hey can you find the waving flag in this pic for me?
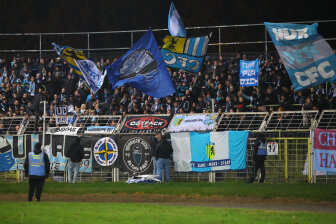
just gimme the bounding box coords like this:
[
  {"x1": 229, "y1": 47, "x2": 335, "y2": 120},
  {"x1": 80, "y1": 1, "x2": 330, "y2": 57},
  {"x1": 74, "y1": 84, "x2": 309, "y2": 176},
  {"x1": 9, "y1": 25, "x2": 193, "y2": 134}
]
[
  {"x1": 52, "y1": 43, "x2": 86, "y2": 76},
  {"x1": 168, "y1": 2, "x2": 187, "y2": 37},
  {"x1": 161, "y1": 34, "x2": 211, "y2": 73},
  {"x1": 75, "y1": 59, "x2": 106, "y2": 94},
  {"x1": 52, "y1": 43, "x2": 105, "y2": 93},
  {"x1": 106, "y1": 30, "x2": 175, "y2": 99},
  {"x1": 171, "y1": 131, "x2": 249, "y2": 172},
  {"x1": 265, "y1": 22, "x2": 336, "y2": 90}
]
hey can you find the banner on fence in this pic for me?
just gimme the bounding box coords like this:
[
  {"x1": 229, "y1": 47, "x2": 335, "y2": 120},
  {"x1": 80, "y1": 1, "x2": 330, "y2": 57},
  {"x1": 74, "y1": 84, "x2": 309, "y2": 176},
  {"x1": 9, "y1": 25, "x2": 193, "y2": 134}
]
[
  {"x1": 0, "y1": 135, "x2": 39, "y2": 171},
  {"x1": 313, "y1": 128, "x2": 336, "y2": 173},
  {"x1": 84, "y1": 126, "x2": 115, "y2": 134},
  {"x1": 119, "y1": 135, "x2": 153, "y2": 175},
  {"x1": 240, "y1": 59, "x2": 259, "y2": 86},
  {"x1": 47, "y1": 135, "x2": 92, "y2": 172},
  {"x1": 47, "y1": 127, "x2": 80, "y2": 135},
  {"x1": 121, "y1": 115, "x2": 171, "y2": 132},
  {"x1": 168, "y1": 114, "x2": 217, "y2": 132},
  {"x1": 265, "y1": 22, "x2": 336, "y2": 90},
  {"x1": 171, "y1": 131, "x2": 249, "y2": 172},
  {"x1": 0, "y1": 134, "x2": 92, "y2": 172},
  {"x1": 91, "y1": 137, "x2": 119, "y2": 168}
]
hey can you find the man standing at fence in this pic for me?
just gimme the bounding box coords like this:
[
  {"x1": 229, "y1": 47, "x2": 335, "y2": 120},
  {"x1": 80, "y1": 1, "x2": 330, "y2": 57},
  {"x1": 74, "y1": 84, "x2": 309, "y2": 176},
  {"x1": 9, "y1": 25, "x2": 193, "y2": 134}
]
[
  {"x1": 154, "y1": 136, "x2": 173, "y2": 182},
  {"x1": 248, "y1": 132, "x2": 267, "y2": 183},
  {"x1": 151, "y1": 131, "x2": 162, "y2": 176},
  {"x1": 24, "y1": 142, "x2": 50, "y2": 201},
  {"x1": 67, "y1": 137, "x2": 84, "y2": 183}
]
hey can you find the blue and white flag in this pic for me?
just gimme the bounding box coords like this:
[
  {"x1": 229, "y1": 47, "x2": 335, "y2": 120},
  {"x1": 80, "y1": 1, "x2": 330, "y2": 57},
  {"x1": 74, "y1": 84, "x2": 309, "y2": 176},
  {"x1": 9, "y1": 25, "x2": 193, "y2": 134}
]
[
  {"x1": 75, "y1": 59, "x2": 106, "y2": 94},
  {"x1": 106, "y1": 30, "x2": 176, "y2": 99},
  {"x1": 240, "y1": 59, "x2": 259, "y2": 86},
  {"x1": 168, "y1": 2, "x2": 187, "y2": 37},
  {"x1": 171, "y1": 131, "x2": 249, "y2": 172},
  {"x1": 265, "y1": 22, "x2": 336, "y2": 90}
]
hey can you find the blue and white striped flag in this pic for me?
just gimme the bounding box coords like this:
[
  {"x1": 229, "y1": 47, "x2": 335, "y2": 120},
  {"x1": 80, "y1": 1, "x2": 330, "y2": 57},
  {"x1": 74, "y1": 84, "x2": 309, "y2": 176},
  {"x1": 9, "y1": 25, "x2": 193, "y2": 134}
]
[
  {"x1": 171, "y1": 131, "x2": 249, "y2": 172},
  {"x1": 168, "y1": 2, "x2": 187, "y2": 37},
  {"x1": 75, "y1": 59, "x2": 106, "y2": 94},
  {"x1": 265, "y1": 22, "x2": 336, "y2": 90}
]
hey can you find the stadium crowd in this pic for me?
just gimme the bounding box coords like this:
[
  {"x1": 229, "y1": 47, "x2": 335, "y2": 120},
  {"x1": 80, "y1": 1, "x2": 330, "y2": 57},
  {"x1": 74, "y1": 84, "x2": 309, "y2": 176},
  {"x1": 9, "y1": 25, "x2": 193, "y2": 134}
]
[{"x1": 0, "y1": 53, "x2": 335, "y2": 125}]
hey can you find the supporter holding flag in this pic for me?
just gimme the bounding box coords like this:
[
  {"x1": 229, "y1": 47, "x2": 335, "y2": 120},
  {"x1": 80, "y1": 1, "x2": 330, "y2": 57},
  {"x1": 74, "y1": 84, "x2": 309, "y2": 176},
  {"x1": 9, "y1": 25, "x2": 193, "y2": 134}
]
[
  {"x1": 106, "y1": 30, "x2": 176, "y2": 99},
  {"x1": 168, "y1": 2, "x2": 187, "y2": 37}
]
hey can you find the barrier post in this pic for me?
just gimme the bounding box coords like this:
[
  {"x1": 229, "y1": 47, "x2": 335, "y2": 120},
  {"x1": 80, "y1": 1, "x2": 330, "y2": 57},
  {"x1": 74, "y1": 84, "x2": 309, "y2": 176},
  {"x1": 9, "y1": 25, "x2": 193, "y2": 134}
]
[
  {"x1": 284, "y1": 139, "x2": 288, "y2": 182},
  {"x1": 308, "y1": 133, "x2": 312, "y2": 183},
  {"x1": 42, "y1": 101, "x2": 46, "y2": 148}
]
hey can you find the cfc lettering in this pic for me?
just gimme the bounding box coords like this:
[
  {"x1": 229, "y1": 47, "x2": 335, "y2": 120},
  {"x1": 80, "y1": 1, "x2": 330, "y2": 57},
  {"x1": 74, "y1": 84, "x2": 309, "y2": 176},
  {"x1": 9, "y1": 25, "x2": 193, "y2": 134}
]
[{"x1": 295, "y1": 61, "x2": 335, "y2": 87}]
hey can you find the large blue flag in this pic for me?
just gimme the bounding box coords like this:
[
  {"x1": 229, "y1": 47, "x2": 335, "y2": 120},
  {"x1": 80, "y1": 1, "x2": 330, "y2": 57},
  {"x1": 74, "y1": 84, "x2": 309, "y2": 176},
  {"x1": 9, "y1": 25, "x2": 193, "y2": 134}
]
[
  {"x1": 106, "y1": 30, "x2": 176, "y2": 98},
  {"x1": 168, "y1": 2, "x2": 187, "y2": 37},
  {"x1": 265, "y1": 22, "x2": 336, "y2": 90},
  {"x1": 240, "y1": 59, "x2": 259, "y2": 86}
]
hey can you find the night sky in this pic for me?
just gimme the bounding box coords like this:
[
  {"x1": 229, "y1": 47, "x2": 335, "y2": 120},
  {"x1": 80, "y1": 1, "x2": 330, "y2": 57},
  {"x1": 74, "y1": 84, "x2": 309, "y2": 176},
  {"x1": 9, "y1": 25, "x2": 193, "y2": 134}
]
[{"x1": 0, "y1": 0, "x2": 335, "y2": 53}]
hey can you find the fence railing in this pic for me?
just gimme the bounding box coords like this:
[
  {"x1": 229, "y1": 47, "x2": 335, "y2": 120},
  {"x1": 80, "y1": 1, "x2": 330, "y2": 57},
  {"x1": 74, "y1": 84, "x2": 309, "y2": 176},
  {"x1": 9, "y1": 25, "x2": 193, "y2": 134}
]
[
  {"x1": 1, "y1": 110, "x2": 336, "y2": 184},
  {"x1": 0, "y1": 20, "x2": 335, "y2": 59}
]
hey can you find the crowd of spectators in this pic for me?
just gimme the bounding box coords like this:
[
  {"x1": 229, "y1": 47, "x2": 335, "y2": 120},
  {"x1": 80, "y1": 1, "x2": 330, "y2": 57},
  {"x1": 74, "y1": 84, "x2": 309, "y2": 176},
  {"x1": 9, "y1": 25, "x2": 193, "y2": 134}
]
[{"x1": 0, "y1": 53, "x2": 336, "y2": 131}]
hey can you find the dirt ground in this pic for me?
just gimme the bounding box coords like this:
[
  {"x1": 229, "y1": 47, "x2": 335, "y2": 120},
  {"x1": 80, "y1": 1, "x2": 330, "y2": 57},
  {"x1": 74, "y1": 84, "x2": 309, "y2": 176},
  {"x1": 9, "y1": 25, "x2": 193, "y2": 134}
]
[{"x1": 1, "y1": 193, "x2": 336, "y2": 213}]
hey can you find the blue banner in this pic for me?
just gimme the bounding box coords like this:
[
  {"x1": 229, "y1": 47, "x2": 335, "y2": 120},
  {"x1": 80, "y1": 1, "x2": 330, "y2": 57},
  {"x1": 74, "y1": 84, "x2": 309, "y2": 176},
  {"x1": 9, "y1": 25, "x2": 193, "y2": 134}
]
[
  {"x1": 265, "y1": 22, "x2": 336, "y2": 90},
  {"x1": 171, "y1": 131, "x2": 249, "y2": 172},
  {"x1": 168, "y1": 2, "x2": 187, "y2": 37},
  {"x1": 106, "y1": 30, "x2": 176, "y2": 99},
  {"x1": 161, "y1": 48, "x2": 204, "y2": 73},
  {"x1": 240, "y1": 59, "x2": 259, "y2": 86}
]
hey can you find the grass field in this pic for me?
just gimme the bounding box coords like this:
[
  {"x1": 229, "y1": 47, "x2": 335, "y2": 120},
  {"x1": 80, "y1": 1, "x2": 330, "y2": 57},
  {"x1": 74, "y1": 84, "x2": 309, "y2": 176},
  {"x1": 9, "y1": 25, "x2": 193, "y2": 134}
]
[
  {"x1": 0, "y1": 181, "x2": 335, "y2": 201},
  {"x1": 1, "y1": 181, "x2": 335, "y2": 224},
  {"x1": 1, "y1": 201, "x2": 336, "y2": 224}
]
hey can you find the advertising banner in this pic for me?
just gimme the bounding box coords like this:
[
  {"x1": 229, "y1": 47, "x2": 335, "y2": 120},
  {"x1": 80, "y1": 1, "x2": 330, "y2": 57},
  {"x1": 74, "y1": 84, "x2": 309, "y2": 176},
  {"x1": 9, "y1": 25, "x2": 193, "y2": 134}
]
[
  {"x1": 46, "y1": 127, "x2": 80, "y2": 135},
  {"x1": 84, "y1": 126, "x2": 115, "y2": 134},
  {"x1": 168, "y1": 114, "x2": 218, "y2": 133},
  {"x1": 121, "y1": 115, "x2": 171, "y2": 132}
]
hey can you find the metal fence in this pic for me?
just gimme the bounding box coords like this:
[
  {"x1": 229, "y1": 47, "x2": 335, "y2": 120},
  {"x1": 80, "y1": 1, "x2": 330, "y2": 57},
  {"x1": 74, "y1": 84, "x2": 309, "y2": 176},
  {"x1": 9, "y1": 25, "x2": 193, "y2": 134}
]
[
  {"x1": 1, "y1": 110, "x2": 336, "y2": 183},
  {"x1": 0, "y1": 20, "x2": 336, "y2": 60}
]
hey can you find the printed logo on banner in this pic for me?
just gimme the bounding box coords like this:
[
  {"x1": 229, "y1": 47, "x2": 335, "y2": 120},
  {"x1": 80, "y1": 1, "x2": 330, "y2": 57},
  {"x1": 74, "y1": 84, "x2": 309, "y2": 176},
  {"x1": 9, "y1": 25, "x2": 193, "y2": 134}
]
[
  {"x1": 206, "y1": 142, "x2": 215, "y2": 160},
  {"x1": 123, "y1": 137, "x2": 152, "y2": 173},
  {"x1": 93, "y1": 137, "x2": 118, "y2": 167},
  {"x1": 173, "y1": 116, "x2": 185, "y2": 127},
  {"x1": 203, "y1": 114, "x2": 217, "y2": 125},
  {"x1": 125, "y1": 116, "x2": 169, "y2": 130}
]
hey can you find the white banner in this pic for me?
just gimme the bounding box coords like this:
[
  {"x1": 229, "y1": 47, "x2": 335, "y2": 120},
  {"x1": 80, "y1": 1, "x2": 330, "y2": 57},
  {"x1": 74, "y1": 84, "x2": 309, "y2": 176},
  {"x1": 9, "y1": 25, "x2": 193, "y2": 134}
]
[
  {"x1": 168, "y1": 114, "x2": 218, "y2": 133},
  {"x1": 84, "y1": 126, "x2": 115, "y2": 134},
  {"x1": 46, "y1": 127, "x2": 80, "y2": 135}
]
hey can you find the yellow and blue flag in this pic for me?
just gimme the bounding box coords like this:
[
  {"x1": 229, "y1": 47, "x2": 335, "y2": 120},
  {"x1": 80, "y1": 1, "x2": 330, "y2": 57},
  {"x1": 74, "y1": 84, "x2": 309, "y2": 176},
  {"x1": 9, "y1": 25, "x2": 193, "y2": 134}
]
[{"x1": 52, "y1": 43, "x2": 87, "y2": 76}]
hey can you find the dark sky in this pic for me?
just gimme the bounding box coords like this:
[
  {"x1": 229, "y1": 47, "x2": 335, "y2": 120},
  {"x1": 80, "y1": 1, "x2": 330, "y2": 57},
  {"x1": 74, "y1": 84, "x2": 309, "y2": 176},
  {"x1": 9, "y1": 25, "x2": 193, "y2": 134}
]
[
  {"x1": 0, "y1": 0, "x2": 335, "y2": 53},
  {"x1": 1, "y1": 0, "x2": 335, "y2": 32}
]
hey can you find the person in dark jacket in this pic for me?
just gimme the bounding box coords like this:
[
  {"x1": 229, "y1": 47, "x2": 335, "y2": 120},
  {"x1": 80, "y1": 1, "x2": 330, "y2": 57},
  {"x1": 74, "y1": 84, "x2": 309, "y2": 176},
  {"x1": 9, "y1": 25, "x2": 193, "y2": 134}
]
[
  {"x1": 248, "y1": 132, "x2": 267, "y2": 183},
  {"x1": 67, "y1": 137, "x2": 84, "y2": 183},
  {"x1": 24, "y1": 142, "x2": 50, "y2": 201},
  {"x1": 151, "y1": 131, "x2": 161, "y2": 176},
  {"x1": 154, "y1": 137, "x2": 173, "y2": 182}
]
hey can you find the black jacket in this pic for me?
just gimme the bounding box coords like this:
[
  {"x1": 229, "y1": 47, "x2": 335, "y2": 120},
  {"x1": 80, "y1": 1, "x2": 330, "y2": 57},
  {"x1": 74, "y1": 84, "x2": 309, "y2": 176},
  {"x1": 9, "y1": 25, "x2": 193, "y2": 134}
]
[
  {"x1": 24, "y1": 146, "x2": 50, "y2": 179},
  {"x1": 154, "y1": 139, "x2": 173, "y2": 160},
  {"x1": 150, "y1": 136, "x2": 160, "y2": 156},
  {"x1": 67, "y1": 139, "x2": 84, "y2": 162}
]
